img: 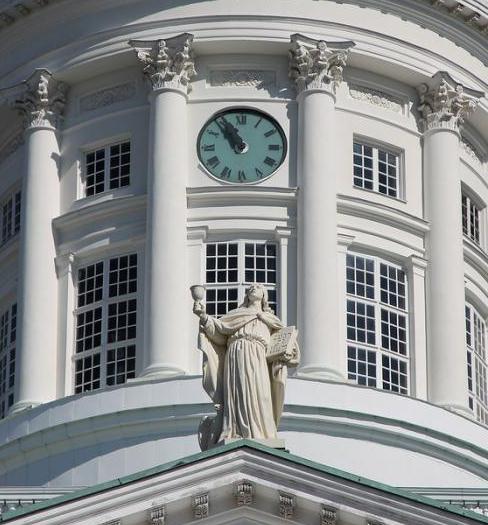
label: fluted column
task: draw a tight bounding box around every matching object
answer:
[290,34,355,381]
[418,72,483,415]
[129,34,196,377]
[10,70,67,412]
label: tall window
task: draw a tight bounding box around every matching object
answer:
[74,254,139,393]
[353,141,400,198]
[205,241,278,317]
[0,303,16,419]
[466,304,488,424]
[462,194,482,246]
[83,140,131,197]
[1,190,21,246]
[346,253,409,394]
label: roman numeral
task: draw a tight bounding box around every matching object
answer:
[255,168,264,179]
[263,157,276,167]
[203,144,215,151]
[207,130,219,137]
[268,144,281,151]
[207,156,220,168]
[236,114,247,125]
[220,166,232,179]
[238,170,246,181]
[264,129,277,138]
[254,117,262,128]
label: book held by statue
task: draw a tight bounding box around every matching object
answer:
[266,326,298,363]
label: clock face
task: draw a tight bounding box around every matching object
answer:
[197,108,287,184]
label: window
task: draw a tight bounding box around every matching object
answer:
[462,194,482,246]
[346,253,409,394]
[0,303,16,419]
[74,254,139,393]
[83,140,131,197]
[205,241,278,317]
[353,141,400,198]
[466,304,488,425]
[1,190,21,246]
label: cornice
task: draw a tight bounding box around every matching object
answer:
[0,0,487,41]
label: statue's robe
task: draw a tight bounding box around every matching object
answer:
[198,307,289,449]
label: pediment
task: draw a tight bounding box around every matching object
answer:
[2,441,486,525]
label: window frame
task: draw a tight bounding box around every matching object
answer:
[203,239,279,318]
[462,190,485,249]
[465,302,488,425]
[72,251,142,394]
[0,187,21,247]
[0,301,17,419]
[346,252,410,395]
[80,137,131,199]
[352,137,404,200]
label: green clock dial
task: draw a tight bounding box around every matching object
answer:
[197,108,287,184]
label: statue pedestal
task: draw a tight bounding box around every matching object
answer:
[218,438,287,450]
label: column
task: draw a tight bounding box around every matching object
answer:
[129,34,196,378]
[418,72,483,415]
[289,34,355,381]
[10,70,67,412]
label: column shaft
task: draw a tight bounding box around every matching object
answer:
[297,90,342,380]
[142,90,189,376]
[14,127,60,410]
[424,129,468,413]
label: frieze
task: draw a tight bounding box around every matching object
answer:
[349,84,404,114]
[80,82,136,113]
[321,506,337,525]
[208,70,276,89]
[148,505,166,524]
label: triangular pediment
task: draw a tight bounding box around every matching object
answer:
[2,441,487,525]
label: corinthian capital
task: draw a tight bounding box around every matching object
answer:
[417,72,483,133]
[14,70,67,130]
[129,33,196,94]
[289,34,355,95]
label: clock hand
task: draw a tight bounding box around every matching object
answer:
[220,117,246,152]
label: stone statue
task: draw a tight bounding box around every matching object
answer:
[191,284,300,450]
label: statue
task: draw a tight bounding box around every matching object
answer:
[191,283,300,450]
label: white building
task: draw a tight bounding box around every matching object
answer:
[0,0,487,523]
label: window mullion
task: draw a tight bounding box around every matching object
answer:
[373,147,379,193]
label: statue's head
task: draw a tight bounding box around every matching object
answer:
[242,283,273,313]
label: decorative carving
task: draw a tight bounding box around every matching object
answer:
[129,33,196,93]
[234,480,254,506]
[349,85,403,113]
[192,284,300,450]
[192,493,208,519]
[417,72,483,133]
[80,82,136,112]
[321,506,337,525]
[279,492,295,519]
[289,33,355,94]
[460,137,484,164]
[14,69,67,129]
[149,505,165,524]
[208,70,276,89]
[0,131,24,165]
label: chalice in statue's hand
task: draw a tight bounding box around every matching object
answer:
[190,285,206,316]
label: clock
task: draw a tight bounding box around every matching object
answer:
[197,108,287,184]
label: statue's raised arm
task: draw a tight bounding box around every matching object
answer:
[191,283,300,450]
